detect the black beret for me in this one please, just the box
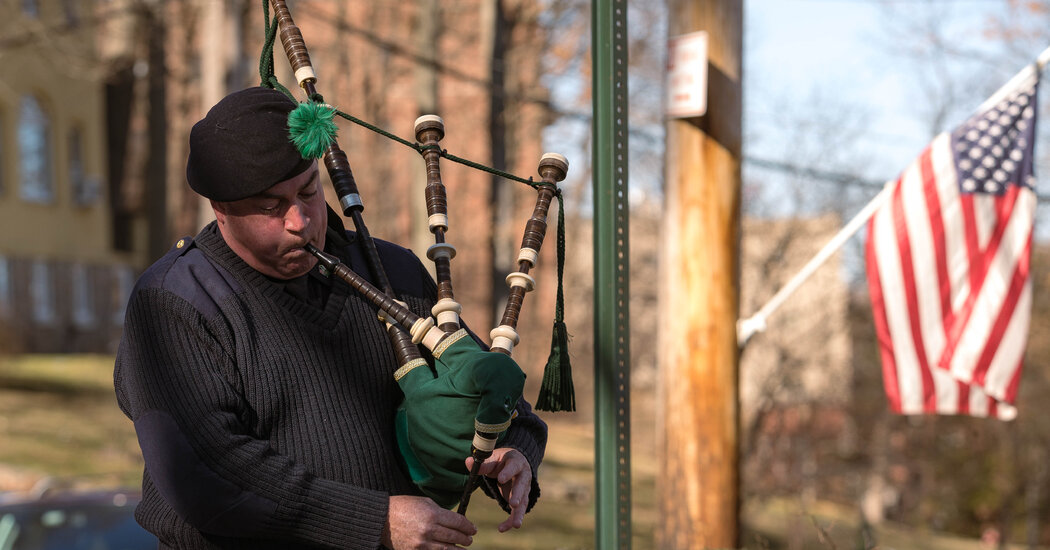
[187,87,313,202]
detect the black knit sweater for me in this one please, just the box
[114,220,547,549]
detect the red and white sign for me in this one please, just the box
[666,31,708,118]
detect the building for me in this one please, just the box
[0,0,147,353]
[738,214,855,503]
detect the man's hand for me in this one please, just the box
[383,495,476,549]
[464,448,532,532]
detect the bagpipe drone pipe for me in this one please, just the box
[264,0,575,513]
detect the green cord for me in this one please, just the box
[259,0,294,99]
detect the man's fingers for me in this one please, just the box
[508,467,531,507]
[495,461,530,533]
[436,509,478,537]
[477,460,498,477]
[496,455,527,484]
[464,455,503,478]
[497,504,525,533]
[495,455,530,505]
[429,524,474,547]
[464,448,535,533]
[387,495,477,549]
[464,456,490,474]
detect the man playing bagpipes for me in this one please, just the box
[114,87,548,550]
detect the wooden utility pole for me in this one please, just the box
[657,1,742,548]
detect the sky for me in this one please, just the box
[745,0,1046,188]
[747,0,925,172]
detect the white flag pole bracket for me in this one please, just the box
[737,183,894,347]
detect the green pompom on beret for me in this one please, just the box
[288,101,338,160]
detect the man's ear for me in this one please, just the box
[211,200,226,225]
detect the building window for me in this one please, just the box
[31,260,56,325]
[69,127,85,202]
[72,263,94,328]
[0,256,10,319]
[69,127,98,205]
[22,0,39,17]
[19,95,53,203]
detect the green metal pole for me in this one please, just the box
[592,0,631,548]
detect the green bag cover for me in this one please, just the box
[394,329,525,508]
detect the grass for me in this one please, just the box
[2,354,1044,549]
[741,497,1049,550]
[0,354,143,490]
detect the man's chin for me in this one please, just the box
[275,255,318,279]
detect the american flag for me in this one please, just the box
[866,69,1039,420]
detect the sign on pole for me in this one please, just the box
[666,31,708,118]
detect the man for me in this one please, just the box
[114,87,548,549]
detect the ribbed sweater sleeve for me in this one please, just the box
[116,287,386,549]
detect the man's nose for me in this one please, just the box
[285,203,309,233]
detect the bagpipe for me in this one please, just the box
[264,0,574,513]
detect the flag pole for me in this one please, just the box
[736,182,894,347]
[737,43,1050,348]
[976,44,1050,113]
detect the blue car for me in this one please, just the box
[0,489,156,550]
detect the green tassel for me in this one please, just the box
[287,101,338,159]
[537,320,575,412]
[536,192,575,412]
